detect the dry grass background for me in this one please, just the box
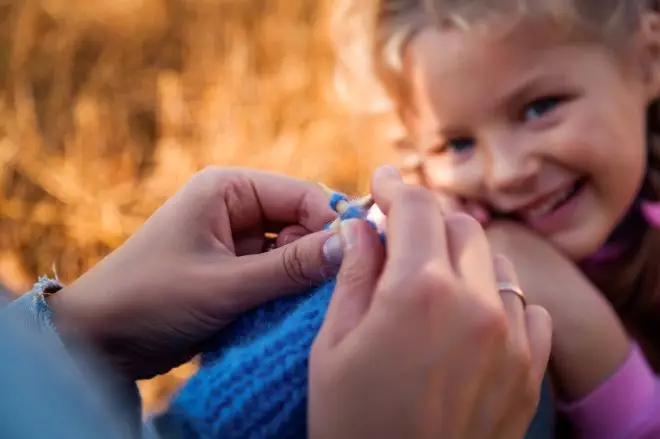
[0,0,402,413]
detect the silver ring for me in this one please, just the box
[497,282,527,307]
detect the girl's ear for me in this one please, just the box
[640,12,660,101]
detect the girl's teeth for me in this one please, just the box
[527,190,572,218]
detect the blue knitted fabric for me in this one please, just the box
[168,194,555,439]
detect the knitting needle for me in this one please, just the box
[354,194,375,211]
[318,183,348,214]
[319,184,374,213]
[319,183,346,230]
[319,183,375,230]
[328,194,375,230]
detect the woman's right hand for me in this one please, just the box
[308,166,552,439]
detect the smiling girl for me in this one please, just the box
[335,0,660,437]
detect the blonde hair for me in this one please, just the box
[333,0,660,348]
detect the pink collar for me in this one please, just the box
[582,200,660,267]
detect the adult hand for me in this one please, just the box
[309,166,552,439]
[48,167,337,380]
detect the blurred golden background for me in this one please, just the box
[0,0,400,413]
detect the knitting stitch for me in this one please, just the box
[168,192,554,439]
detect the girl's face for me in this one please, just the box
[401,22,657,260]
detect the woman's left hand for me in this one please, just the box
[48,167,338,380]
[485,221,630,401]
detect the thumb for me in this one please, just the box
[370,165,404,216]
[225,229,336,311]
[319,219,385,347]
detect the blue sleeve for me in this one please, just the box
[0,277,181,439]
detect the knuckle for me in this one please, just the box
[414,261,455,295]
[197,167,257,219]
[470,304,508,344]
[381,260,456,310]
[190,166,233,196]
[194,165,233,187]
[281,244,310,287]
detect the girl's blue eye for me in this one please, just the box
[523,96,563,121]
[445,137,475,153]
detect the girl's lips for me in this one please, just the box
[521,180,587,234]
[513,179,585,220]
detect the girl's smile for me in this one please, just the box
[400,23,654,260]
[497,177,588,234]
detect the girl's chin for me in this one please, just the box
[546,225,613,264]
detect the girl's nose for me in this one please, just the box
[485,138,540,194]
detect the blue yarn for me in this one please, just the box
[340,205,367,221]
[327,193,348,211]
[169,193,554,439]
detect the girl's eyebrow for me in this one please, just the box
[419,125,471,152]
[493,72,568,110]
[420,70,568,146]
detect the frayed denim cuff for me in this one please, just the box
[3,277,159,438]
[3,276,64,340]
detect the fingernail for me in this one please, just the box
[323,233,343,266]
[340,219,360,249]
[366,204,387,232]
[374,165,401,181]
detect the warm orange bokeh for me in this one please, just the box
[0,0,399,413]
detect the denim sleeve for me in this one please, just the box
[4,277,69,338]
[0,277,181,439]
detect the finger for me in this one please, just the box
[234,224,314,256]
[233,228,266,256]
[444,213,496,301]
[371,166,449,266]
[319,219,385,347]
[199,167,336,235]
[493,307,552,439]
[222,229,335,311]
[493,254,526,332]
[248,172,336,230]
[467,255,531,439]
[525,305,552,385]
[370,165,403,215]
[435,193,463,214]
[275,225,310,247]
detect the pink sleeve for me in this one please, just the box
[557,343,660,439]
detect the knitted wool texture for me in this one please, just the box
[169,194,554,439]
